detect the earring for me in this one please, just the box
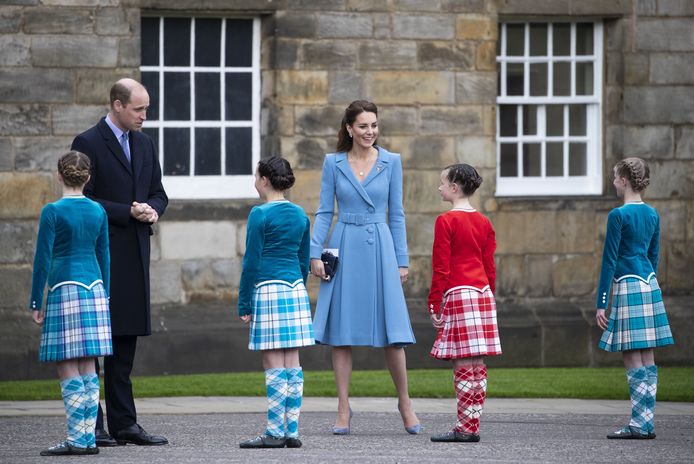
[349,133,353,138]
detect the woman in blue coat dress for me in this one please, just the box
[310,100,420,435]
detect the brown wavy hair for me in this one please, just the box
[336,100,379,153]
[614,157,650,192]
[58,151,91,188]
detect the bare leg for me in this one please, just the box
[640,349,655,366]
[283,349,300,368]
[56,359,80,380]
[332,346,352,428]
[262,349,286,370]
[384,346,419,428]
[77,357,96,376]
[623,349,644,369]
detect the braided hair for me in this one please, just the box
[444,163,483,196]
[614,157,650,192]
[57,151,90,188]
[257,156,295,191]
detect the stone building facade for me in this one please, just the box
[1,0,692,380]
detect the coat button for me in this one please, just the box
[368,207,374,213]
[367,226,374,233]
[367,238,374,244]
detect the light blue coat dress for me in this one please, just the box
[310,147,416,347]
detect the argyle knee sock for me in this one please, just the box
[472,365,488,433]
[644,365,658,433]
[81,373,100,448]
[285,367,304,439]
[626,366,649,433]
[60,376,87,448]
[453,365,477,434]
[264,368,288,439]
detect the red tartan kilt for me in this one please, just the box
[430,286,502,359]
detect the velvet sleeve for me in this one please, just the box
[237,207,265,317]
[29,204,56,310]
[427,215,452,313]
[647,212,660,273]
[596,209,622,309]
[95,207,110,297]
[299,215,311,284]
[482,219,497,294]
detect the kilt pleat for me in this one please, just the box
[248,281,315,351]
[430,286,502,360]
[39,283,112,362]
[599,276,674,352]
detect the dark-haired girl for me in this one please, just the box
[596,157,674,440]
[238,156,314,449]
[30,151,111,456]
[428,164,500,443]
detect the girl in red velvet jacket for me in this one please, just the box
[428,163,501,444]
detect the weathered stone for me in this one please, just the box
[621,126,673,158]
[378,136,413,159]
[405,213,436,256]
[0,7,21,33]
[475,40,496,71]
[417,41,474,70]
[441,0,487,13]
[666,241,694,293]
[275,39,299,69]
[23,7,94,34]
[14,137,74,172]
[31,35,118,67]
[393,0,442,12]
[456,136,495,168]
[277,105,294,136]
[526,255,553,297]
[401,136,456,169]
[373,12,390,39]
[456,14,496,40]
[378,106,418,135]
[235,221,247,257]
[496,254,527,297]
[286,0,346,10]
[0,35,29,66]
[295,105,344,136]
[182,259,240,302]
[366,71,455,104]
[657,0,694,16]
[552,254,596,297]
[624,53,649,85]
[42,0,117,5]
[570,0,631,15]
[359,42,417,70]
[118,36,140,67]
[605,86,622,123]
[402,255,431,299]
[402,169,443,213]
[392,14,455,40]
[650,53,694,84]
[328,70,364,103]
[0,139,14,171]
[95,7,132,35]
[51,105,108,136]
[159,221,236,260]
[0,68,73,103]
[647,160,694,199]
[675,127,694,159]
[623,87,694,124]
[150,260,183,304]
[456,71,496,104]
[316,12,372,38]
[541,306,592,366]
[688,200,694,242]
[288,168,322,213]
[275,11,317,38]
[494,211,596,254]
[498,0,569,14]
[0,104,50,136]
[281,135,332,169]
[0,222,36,264]
[76,68,136,104]
[301,41,357,69]
[0,172,58,219]
[651,200,687,241]
[636,0,657,15]
[0,266,32,307]
[346,0,389,11]
[277,70,329,104]
[635,18,694,51]
[605,17,630,52]
[419,106,484,135]
[605,51,623,86]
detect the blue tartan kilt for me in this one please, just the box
[39,283,113,362]
[599,276,675,352]
[248,280,315,351]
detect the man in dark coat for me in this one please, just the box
[71,78,168,447]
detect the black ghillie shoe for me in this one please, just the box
[285,437,302,448]
[40,441,93,456]
[239,435,286,448]
[607,426,653,439]
[430,430,480,443]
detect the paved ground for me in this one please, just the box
[2,398,693,463]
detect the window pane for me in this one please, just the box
[576,23,594,55]
[546,105,563,136]
[569,143,586,176]
[523,143,541,176]
[575,62,593,96]
[225,73,252,121]
[195,73,221,120]
[226,127,252,175]
[529,63,547,96]
[142,127,159,152]
[569,105,587,136]
[529,23,547,56]
[499,143,518,177]
[553,23,570,56]
[499,105,517,137]
[164,18,190,66]
[546,142,563,176]
[497,62,501,96]
[141,72,159,121]
[195,128,221,175]
[506,24,524,56]
[507,63,524,96]
[523,105,537,135]
[195,18,222,66]
[163,128,190,175]
[141,17,159,66]
[164,72,190,120]
[553,62,570,96]
[226,19,253,67]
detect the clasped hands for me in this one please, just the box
[130,201,159,223]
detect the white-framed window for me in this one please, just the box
[496,21,603,196]
[140,16,261,199]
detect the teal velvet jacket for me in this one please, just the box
[596,202,660,309]
[29,197,110,310]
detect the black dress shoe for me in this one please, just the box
[285,437,302,448]
[40,441,96,456]
[96,428,119,447]
[430,430,481,443]
[239,435,286,448]
[607,426,654,439]
[113,424,169,446]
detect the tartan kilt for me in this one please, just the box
[39,283,112,362]
[599,276,674,352]
[430,286,502,360]
[248,280,315,351]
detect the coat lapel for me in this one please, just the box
[361,146,390,188]
[335,152,374,208]
[97,118,132,176]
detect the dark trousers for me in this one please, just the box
[96,335,138,434]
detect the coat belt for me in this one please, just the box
[338,213,387,225]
